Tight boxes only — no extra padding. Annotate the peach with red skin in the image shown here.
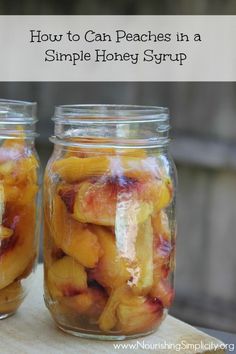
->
[0,281,23,314]
[47,256,87,299]
[63,287,108,320]
[117,296,164,334]
[58,172,172,227]
[150,279,174,308]
[51,193,102,268]
[0,204,36,290]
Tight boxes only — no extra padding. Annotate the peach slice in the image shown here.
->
[0,281,23,314]
[51,194,102,268]
[0,161,14,177]
[149,279,174,308]
[61,178,153,226]
[131,219,154,295]
[98,286,129,332]
[152,211,171,240]
[59,172,172,228]
[63,287,107,319]
[144,177,173,212]
[152,211,173,283]
[16,254,37,281]
[47,256,87,298]
[0,204,36,289]
[1,183,38,205]
[117,295,164,334]
[1,156,38,186]
[65,145,147,159]
[0,152,38,206]
[52,156,160,183]
[89,225,131,289]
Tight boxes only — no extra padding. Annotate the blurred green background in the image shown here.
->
[0,0,236,334]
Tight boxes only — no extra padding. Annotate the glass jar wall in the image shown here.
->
[44,105,177,340]
[0,99,41,319]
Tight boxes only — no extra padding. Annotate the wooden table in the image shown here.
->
[0,265,233,354]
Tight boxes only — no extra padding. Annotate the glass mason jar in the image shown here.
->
[44,105,177,340]
[0,99,41,319]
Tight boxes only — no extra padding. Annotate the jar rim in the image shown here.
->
[53,104,169,124]
[0,99,37,123]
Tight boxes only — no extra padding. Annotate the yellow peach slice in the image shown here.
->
[16,254,37,281]
[0,281,23,314]
[152,211,173,282]
[52,156,159,183]
[65,145,147,159]
[1,185,20,204]
[62,287,107,319]
[117,295,163,334]
[0,161,14,176]
[68,179,153,226]
[89,226,131,289]
[51,194,102,268]
[47,256,87,298]
[152,210,171,240]
[1,156,38,186]
[0,183,38,205]
[0,205,36,290]
[131,219,153,295]
[149,279,174,308]
[98,286,129,332]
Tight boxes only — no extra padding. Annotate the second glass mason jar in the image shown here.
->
[0,99,41,319]
[44,105,177,340]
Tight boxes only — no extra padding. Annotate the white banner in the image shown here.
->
[0,15,235,81]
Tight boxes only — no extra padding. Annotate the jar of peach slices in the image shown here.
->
[44,105,177,340]
[0,99,41,319]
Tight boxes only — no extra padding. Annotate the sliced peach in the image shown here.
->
[0,138,25,161]
[72,180,117,226]
[47,256,87,298]
[131,219,153,295]
[1,185,20,203]
[63,178,153,226]
[152,211,173,281]
[52,156,110,182]
[16,155,39,185]
[149,279,174,308]
[65,145,147,159]
[59,173,172,227]
[152,211,171,240]
[98,286,129,331]
[117,295,163,334]
[16,254,37,280]
[43,214,64,268]
[89,225,131,289]
[0,161,14,176]
[0,204,36,289]
[63,287,107,319]
[51,194,102,268]
[144,177,173,212]
[153,235,172,283]
[52,156,159,183]
[1,183,38,205]
[1,156,38,186]
[0,281,23,314]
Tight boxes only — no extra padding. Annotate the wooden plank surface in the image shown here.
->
[0,265,226,354]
